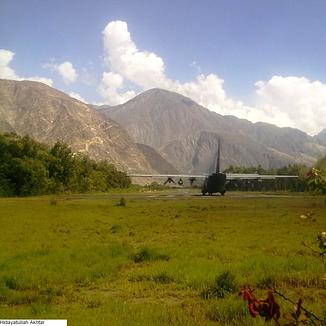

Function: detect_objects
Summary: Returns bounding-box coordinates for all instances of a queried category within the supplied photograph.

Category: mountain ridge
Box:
[0,79,157,173]
[98,88,326,173]
[1,80,324,175]
[314,128,326,146]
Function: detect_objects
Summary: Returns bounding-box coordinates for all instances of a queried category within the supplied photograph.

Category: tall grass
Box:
[0,193,325,324]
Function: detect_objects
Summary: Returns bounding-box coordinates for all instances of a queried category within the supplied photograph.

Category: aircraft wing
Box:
[128,174,208,178]
[128,173,298,179]
[225,173,299,180]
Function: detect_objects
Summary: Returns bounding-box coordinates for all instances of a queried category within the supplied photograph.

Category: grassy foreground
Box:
[0,191,325,325]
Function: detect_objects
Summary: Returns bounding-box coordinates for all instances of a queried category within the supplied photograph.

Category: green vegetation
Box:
[225,159,326,193]
[306,154,326,194]
[0,133,130,196]
[202,271,237,299]
[224,164,309,176]
[225,164,308,192]
[1,132,325,197]
[0,192,325,325]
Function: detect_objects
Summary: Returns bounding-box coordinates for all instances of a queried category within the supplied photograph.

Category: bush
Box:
[202,271,237,299]
[3,276,23,290]
[116,197,126,207]
[144,182,167,191]
[131,247,170,263]
[0,133,131,197]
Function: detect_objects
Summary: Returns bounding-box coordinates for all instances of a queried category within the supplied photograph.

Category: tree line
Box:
[1,132,325,196]
[0,133,131,196]
[224,160,326,193]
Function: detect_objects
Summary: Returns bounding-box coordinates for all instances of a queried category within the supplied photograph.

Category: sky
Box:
[0,0,326,135]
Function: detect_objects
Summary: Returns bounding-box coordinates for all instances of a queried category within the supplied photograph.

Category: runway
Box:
[57,189,305,201]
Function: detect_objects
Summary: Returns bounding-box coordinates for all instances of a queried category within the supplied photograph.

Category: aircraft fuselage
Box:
[202,172,226,196]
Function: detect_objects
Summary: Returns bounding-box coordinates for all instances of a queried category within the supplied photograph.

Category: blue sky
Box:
[1,0,326,134]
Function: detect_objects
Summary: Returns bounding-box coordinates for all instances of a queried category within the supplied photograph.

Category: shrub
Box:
[131,247,170,263]
[202,271,237,299]
[0,133,131,197]
[110,224,122,233]
[144,182,167,191]
[2,276,25,290]
[116,197,126,207]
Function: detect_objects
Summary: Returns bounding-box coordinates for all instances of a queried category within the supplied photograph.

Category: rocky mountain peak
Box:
[99,87,326,173]
[0,79,155,173]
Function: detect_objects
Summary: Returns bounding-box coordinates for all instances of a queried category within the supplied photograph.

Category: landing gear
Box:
[164,177,175,185]
[189,177,196,186]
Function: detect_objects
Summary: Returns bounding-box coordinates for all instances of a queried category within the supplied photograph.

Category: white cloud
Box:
[98,21,326,135]
[99,21,248,116]
[0,49,53,86]
[69,92,87,103]
[252,76,326,135]
[99,21,250,116]
[55,61,78,84]
[0,49,19,79]
[99,20,233,108]
[174,74,244,115]
[100,21,166,105]
[98,71,136,105]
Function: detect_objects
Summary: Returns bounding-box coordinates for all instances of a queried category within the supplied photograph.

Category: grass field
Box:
[0,190,325,325]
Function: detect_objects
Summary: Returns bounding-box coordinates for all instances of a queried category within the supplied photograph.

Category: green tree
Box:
[0,133,131,196]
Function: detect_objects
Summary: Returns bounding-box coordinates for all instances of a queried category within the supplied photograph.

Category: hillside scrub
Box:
[0,133,130,196]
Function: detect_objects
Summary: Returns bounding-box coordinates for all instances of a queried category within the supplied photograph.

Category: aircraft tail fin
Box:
[216,137,221,173]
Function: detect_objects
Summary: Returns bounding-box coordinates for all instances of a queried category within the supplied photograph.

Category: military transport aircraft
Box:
[129,138,298,196]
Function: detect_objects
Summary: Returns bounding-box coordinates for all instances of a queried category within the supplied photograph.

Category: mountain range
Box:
[98,88,326,173]
[0,79,155,173]
[0,79,325,174]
